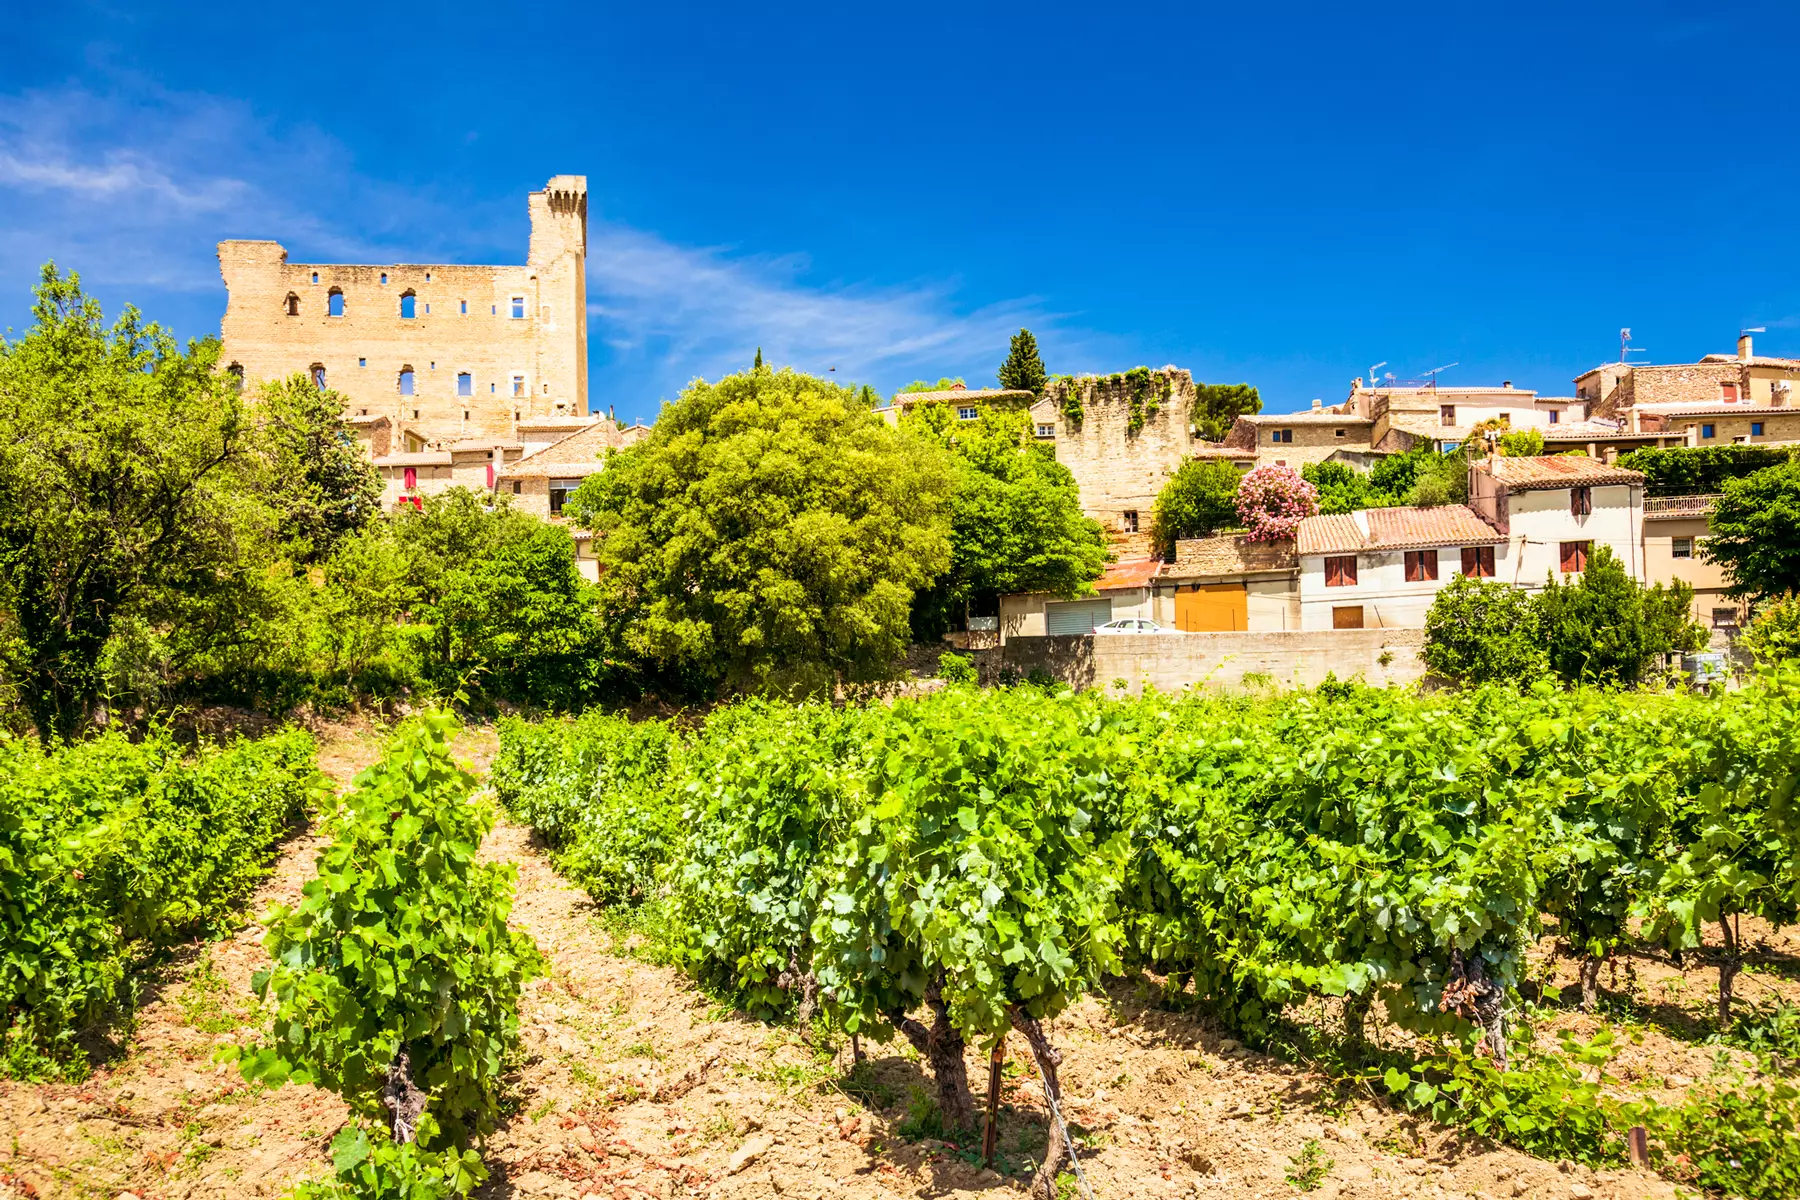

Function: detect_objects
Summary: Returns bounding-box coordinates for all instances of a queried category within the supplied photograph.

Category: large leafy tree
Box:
[1535,544,1705,686]
[1193,381,1261,441]
[902,405,1104,632]
[898,376,966,394]
[997,327,1048,396]
[1151,457,1242,555]
[252,374,382,565]
[564,368,953,697]
[0,266,262,742]
[1420,575,1547,685]
[1702,460,1800,599]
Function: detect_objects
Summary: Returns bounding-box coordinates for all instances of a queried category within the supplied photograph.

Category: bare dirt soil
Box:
[6,720,1785,1200]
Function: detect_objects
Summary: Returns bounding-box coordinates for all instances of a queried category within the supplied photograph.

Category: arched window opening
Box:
[226,363,244,392]
[399,291,416,319]
[284,292,300,316]
[398,366,415,396]
[328,288,344,317]
[310,363,327,390]
[456,372,472,397]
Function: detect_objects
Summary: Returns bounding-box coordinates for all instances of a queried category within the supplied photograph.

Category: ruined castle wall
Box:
[1043,368,1199,537]
[218,176,588,451]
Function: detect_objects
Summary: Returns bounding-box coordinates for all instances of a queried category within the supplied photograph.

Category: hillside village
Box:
[214,175,1792,689]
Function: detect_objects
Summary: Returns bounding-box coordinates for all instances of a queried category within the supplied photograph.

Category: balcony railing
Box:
[1643,494,1719,519]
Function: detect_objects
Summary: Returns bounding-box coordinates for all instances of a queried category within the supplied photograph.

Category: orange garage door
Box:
[1174,583,1248,632]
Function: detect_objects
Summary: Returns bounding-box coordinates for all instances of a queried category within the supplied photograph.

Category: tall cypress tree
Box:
[998,328,1048,396]
[753,347,764,370]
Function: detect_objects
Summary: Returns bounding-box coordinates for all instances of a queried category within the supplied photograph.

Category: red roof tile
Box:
[1297,506,1504,555]
[1481,455,1644,490]
[1095,558,1162,590]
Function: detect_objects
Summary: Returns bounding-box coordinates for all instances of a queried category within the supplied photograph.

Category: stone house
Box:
[998,558,1163,640]
[1162,536,1299,631]
[219,176,590,453]
[1576,334,1800,447]
[492,419,640,580]
[1221,408,1376,469]
[1640,494,1743,637]
[373,440,526,511]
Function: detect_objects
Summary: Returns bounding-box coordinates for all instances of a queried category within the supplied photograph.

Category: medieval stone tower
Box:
[217,175,589,448]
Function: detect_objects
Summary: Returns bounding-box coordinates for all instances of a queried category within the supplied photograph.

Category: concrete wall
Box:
[995,629,1427,693]
[218,176,588,451]
[1298,545,1501,631]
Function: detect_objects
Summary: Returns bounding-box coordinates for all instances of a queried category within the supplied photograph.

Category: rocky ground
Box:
[3,720,1793,1200]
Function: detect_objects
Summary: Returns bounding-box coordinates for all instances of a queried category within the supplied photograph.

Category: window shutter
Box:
[403,466,417,490]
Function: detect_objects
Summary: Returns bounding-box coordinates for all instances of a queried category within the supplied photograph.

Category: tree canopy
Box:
[1534,544,1705,686]
[902,405,1105,631]
[898,377,966,394]
[0,266,261,741]
[563,367,953,697]
[1151,458,1243,555]
[1701,460,1800,599]
[996,328,1048,396]
[253,373,383,565]
[1192,382,1262,442]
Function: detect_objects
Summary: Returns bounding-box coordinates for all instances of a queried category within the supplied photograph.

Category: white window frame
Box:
[957,406,978,421]
[511,372,528,399]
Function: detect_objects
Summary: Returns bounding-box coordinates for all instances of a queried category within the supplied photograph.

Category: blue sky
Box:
[4,2,1799,423]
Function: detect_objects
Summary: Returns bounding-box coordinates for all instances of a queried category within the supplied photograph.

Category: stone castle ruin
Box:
[217,175,590,451]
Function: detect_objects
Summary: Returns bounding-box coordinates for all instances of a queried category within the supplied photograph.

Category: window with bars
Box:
[1324,555,1357,587]
[1403,549,1438,582]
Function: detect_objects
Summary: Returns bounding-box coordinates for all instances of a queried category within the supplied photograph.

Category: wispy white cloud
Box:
[585,222,1077,391]
[0,79,1094,402]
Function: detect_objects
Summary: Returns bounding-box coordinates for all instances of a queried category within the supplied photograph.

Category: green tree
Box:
[1498,428,1545,457]
[1420,575,1547,685]
[1301,461,1409,515]
[902,405,1104,632]
[563,368,952,697]
[1370,442,1433,499]
[1701,460,1800,599]
[1615,444,1793,496]
[997,328,1048,396]
[253,373,383,564]
[898,377,966,393]
[1193,382,1262,442]
[0,266,261,742]
[1151,458,1243,555]
[1534,544,1704,686]
[1409,443,1476,507]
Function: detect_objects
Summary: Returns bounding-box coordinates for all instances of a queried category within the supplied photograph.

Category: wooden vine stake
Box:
[983,1040,1005,1167]
[1627,1125,1648,1169]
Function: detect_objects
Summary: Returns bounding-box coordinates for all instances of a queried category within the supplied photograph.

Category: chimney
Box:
[1502,380,1512,389]
[1311,398,1323,412]
[1739,333,1754,362]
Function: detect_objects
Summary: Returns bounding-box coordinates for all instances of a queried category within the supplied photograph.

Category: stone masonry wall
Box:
[994,629,1426,693]
[1043,368,1200,536]
[218,176,588,451]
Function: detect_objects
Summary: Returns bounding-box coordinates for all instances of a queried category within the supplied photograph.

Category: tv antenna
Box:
[1367,361,1387,387]
[1619,328,1648,363]
[1422,362,1459,389]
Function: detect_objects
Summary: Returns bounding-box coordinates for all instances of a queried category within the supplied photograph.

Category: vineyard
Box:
[1,679,1799,1199]
[489,675,1800,1199]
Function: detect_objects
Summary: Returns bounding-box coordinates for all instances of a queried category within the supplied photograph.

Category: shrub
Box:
[1535,545,1705,686]
[1744,594,1800,664]
[238,712,543,1169]
[937,652,977,686]
[1498,428,1545,457]
[1235,465,1317,542]
[1615,444,1794,496]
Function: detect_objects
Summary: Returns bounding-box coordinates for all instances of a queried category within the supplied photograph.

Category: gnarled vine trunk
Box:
[1343,991,1373,1051]
[385,1048,428,1144]
[1442,948,1507,1067]
[1718,915,1741,1031]
[1010,1007,1071,1200]
[1578,953,1605,1013]
[886,975,975,1132]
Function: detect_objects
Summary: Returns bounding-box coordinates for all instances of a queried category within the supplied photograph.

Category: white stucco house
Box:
[1295,455,1647,630]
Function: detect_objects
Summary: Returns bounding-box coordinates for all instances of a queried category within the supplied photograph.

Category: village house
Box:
[1295,505,1509,631]
[1577,334,1800,447]
[489,419,649,580]
[1343,380,1585,454]
[373,440,526,510]
[1220,405,1376,469]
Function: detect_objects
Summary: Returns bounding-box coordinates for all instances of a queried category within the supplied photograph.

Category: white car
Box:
[1093,618,1172,634]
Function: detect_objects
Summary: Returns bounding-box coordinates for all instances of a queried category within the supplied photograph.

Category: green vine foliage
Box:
[237,711,543,1179]
[1122,366,1171,437]
[1054,375,1085,430]
[0,728,321,1076]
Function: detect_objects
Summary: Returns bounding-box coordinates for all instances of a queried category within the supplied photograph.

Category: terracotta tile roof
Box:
[1481,455,1645,490]
[447,439,523,453]
[1356,386,1540,397]
[1699,354,1800,368]
[1297,506,1504,556]
[517,417,600,431]
[1541,421,1661,440]
[345,413,389,426]
[1188,443,1259,459]
[1632,401,1800,417]
[1095,558,1163,590]
[1240,412,1370,425]
[497,460,607,480]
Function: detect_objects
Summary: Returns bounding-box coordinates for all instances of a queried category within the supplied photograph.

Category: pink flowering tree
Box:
[1235,465,1318,542]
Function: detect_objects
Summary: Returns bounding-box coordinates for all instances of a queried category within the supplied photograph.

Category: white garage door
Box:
[1045,598,1112,635]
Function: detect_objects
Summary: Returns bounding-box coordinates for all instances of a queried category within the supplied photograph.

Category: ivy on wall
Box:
[1052,367,1177,439]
